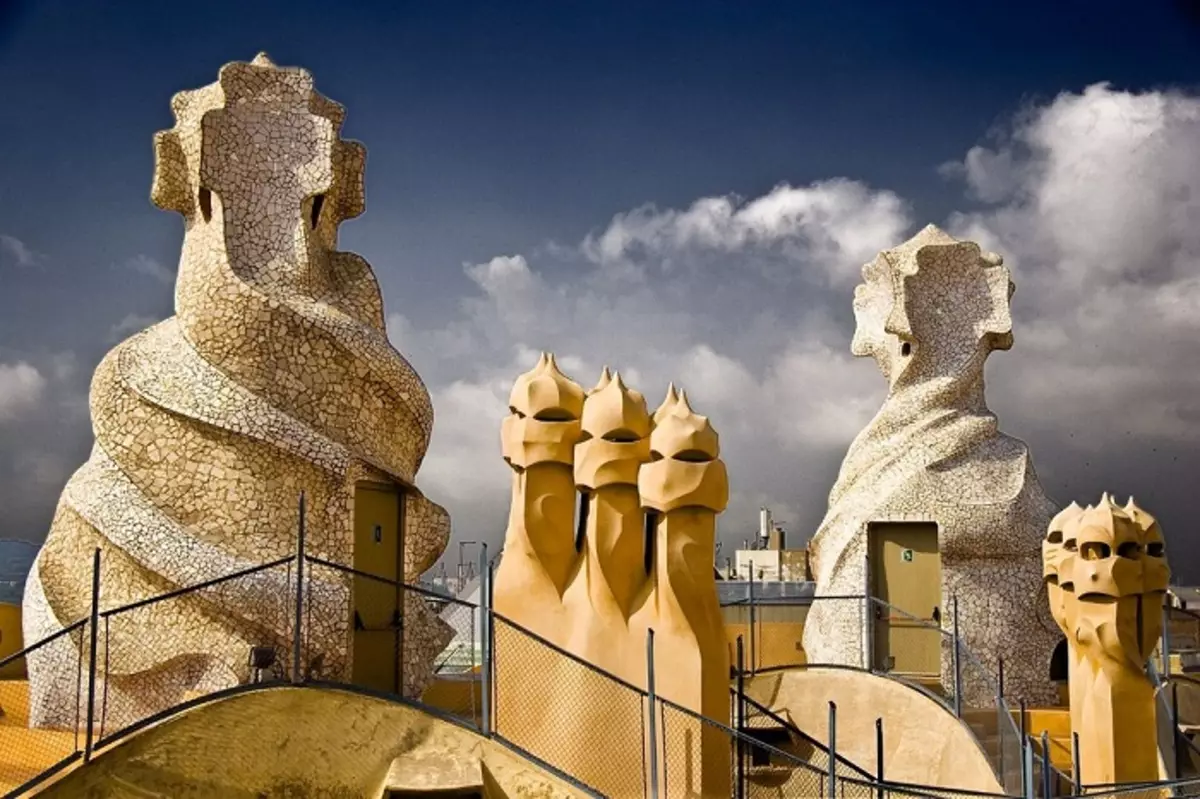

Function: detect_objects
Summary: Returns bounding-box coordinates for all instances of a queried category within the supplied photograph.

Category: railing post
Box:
[83,547,100,762]
[748,570,756,675]
[292,491,306,684]
[952,594,963,717]
[1173,682,1183,778]
[875,717,884,799]
[1163,594,1173,678]
[827,701,837,799]
[863,554,871,670]
[479,542,491,736]
[736,636,745,799]
[1023,736,1035,799]
[1041,731,1052,798]
[1071,732,1081,791]
[998,656,1005,700]
[1020,700,1030,798]
[646,629,659,799]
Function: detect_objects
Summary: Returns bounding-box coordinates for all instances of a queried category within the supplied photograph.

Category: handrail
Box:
[1148,657,1200,772]
[15,550,1200,799]
[306,553,479,609]
[733,687,876,780]
[99,556,293,617]
[0,615,88,670]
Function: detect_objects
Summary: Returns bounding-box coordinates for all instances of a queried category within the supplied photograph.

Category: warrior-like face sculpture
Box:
[151,53,367,298]
[1044,502,1083,638]
[502,353,586,470]
[1050,495,1170,671]
[849,225,1014,390]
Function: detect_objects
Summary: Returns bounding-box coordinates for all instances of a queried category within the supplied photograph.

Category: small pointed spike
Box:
[677,389,694,413]
[590,366,613,394]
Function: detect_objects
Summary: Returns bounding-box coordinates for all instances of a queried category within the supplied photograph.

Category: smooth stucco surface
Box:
[34,685,584,798]
[747,667,1002,793]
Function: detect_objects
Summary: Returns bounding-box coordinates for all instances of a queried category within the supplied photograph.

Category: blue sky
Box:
[2,0,1200,576]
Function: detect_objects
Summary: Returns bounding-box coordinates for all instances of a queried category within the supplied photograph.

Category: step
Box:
[1021,707,1071,739]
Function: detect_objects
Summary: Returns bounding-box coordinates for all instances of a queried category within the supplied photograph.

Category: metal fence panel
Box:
[492,615,648,798]
[0,619,87,797]
[95,559,295,743]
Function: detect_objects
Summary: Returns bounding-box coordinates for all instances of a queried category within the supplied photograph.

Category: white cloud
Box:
[394,83,1200,573]
[123,254,174,284]
[0,234,38,267]
[581,180,913,286]
[389,180,909,554]
[943,82,1200,449]
[0,362,47,422]
[108,313,161,342]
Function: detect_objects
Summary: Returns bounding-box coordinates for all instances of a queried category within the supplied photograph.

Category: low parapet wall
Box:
[746,666,1003,793]
[34,685,585,798]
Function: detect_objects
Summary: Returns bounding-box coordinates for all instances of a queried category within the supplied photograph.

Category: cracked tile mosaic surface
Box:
[22,53,451,729]
[803,224,1061,706]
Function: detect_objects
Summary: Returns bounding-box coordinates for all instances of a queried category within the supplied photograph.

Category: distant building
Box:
[729,507,809,582]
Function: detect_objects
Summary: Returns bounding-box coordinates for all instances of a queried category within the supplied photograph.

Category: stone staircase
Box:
[961,706,1073,792]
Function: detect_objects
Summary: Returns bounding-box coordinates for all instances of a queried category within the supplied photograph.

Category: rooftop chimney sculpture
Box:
[492,354,731,797]
[1043,495,1169,785]
[23,54,450,728]
[804,225,1061,705]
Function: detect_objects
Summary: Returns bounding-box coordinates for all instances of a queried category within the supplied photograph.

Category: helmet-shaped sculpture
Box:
[1044,494,1170,785]
[23,53,451,730]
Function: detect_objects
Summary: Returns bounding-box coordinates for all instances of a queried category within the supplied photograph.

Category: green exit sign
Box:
[901,549,914,562]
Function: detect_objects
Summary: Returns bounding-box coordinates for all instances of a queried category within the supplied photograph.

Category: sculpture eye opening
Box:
[1080,542,1110,561]
[643,510,658,575]
[1147,542,1165,557]
[673,449,713,463]
[1047,530,1063,544]
[901,342,912,356]
[602,429,640,443]
[1117,541,1141,559]
[508,406,527,419]
[198,188,213,222]
[1064,538,1078,552]
[533,408,575,422]
[310,193,325,229]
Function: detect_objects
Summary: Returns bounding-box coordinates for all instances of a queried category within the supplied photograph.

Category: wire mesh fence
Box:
[736,689,875,782]
[1066,776,1200,798]
[416,584,481,729]
[722,597,812,673]
[5,540,1200,799]
[995,698,1025,796]
[0,619,86,797]
[491,614,649,798]
[660,693,827,798]
[95,557,296,744]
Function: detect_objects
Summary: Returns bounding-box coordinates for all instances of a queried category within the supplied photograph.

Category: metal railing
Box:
[1,513,1196,797]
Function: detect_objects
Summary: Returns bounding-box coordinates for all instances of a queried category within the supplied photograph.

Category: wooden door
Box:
[351,482,403,693]
[869,522,941,676]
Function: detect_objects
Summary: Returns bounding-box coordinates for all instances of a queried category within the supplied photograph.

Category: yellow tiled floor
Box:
[0,680,80,795]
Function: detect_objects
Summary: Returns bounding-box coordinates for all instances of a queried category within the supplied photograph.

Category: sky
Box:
[2,0,1200,579]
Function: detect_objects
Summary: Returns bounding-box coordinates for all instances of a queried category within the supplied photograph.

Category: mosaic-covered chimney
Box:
[23,53,451,728]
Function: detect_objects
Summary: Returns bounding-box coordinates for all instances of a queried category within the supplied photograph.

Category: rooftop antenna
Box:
[457,540,479,593]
